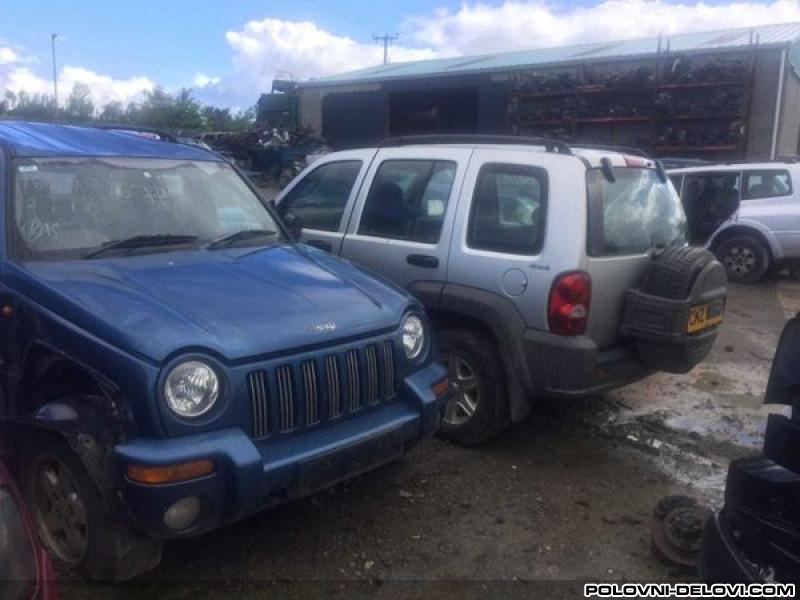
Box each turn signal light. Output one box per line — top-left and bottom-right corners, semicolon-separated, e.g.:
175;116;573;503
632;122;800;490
548;271;591;335
127;459;214;485
432;376;450;397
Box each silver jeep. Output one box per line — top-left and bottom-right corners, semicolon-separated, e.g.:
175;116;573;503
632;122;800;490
669;161;800;283
276;136;728;445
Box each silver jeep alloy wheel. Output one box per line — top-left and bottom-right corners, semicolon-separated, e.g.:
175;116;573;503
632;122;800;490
722;244;756;277
441;352;481;426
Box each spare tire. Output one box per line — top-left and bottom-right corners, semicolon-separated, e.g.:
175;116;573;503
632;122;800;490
639;246;716;300
621;246;727;374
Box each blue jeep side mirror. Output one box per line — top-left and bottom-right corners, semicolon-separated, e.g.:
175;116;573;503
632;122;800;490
281;211;303;241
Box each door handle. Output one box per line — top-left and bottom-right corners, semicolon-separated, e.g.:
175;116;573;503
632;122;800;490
307;239;333;252
406;254;439;269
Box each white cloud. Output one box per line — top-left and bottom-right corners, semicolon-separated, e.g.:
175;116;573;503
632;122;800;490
197;18;436;106
59;67;155;106
0;47;19;65
193;72;221;88
405;0;800;55
0;45;154;110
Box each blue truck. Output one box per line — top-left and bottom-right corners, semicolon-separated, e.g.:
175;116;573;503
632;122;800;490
0;121;448;580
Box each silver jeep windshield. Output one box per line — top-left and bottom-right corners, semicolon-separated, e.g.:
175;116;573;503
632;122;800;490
11;157;281;260
587;167;688;256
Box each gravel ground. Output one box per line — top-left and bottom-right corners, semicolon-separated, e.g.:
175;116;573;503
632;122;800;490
62;275;799;598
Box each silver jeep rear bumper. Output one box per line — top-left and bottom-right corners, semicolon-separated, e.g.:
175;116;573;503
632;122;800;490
521;328;653;398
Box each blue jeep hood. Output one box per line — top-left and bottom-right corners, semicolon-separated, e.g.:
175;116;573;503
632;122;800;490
14;244;408;363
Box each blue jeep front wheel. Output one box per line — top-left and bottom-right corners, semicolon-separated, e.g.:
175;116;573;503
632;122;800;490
21;430;162;581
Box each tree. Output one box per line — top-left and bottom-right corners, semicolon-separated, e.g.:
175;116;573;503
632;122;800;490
98;101;126;123
201;105;255;132
65;83;95;121
5;92;55;120
1;83;258;134
133;87;203;131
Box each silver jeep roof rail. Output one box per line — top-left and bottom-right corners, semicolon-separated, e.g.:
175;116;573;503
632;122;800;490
569;143;650;158
721;157;800;165
377;134;573;156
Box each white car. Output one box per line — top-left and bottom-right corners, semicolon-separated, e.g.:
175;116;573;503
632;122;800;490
668;161;800;282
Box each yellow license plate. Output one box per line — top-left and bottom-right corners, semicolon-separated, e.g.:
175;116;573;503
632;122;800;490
687;300;724;333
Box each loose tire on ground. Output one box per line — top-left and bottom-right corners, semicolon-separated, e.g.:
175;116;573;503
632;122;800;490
436;328;510;446
20;431;161;581
714;234;770;284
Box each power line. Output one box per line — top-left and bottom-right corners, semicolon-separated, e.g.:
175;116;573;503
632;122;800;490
373;33;399;65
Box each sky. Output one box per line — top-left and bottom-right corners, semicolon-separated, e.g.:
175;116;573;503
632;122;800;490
1;0;799;110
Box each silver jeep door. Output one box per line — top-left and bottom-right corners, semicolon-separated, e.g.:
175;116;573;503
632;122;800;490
339;147;471;303
274;150;376;254
446;148;587;330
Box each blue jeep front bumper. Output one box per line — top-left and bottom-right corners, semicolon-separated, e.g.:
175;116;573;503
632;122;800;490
114;364;446;538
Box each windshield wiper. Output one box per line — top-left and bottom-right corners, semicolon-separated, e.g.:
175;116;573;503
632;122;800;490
82;234;199;259
205;229;278;250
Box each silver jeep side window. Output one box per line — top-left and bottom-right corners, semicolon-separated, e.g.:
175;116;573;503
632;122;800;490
359;160;456;243
742;170;792;200
467;163;547;255
279;160;362;231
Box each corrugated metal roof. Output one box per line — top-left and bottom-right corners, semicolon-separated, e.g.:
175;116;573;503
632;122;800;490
302;22;800;87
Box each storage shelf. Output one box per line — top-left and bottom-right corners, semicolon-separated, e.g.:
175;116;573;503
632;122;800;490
517;118;571;126
576;115;652;124
514;80;746;99
513;90;575;99
657;80;746;91
653;144;739;152
576;85;655;95
657;113;743;121
519;113;744;127
509;52;755;158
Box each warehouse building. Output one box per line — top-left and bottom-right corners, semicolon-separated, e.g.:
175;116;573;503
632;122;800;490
296;23;800;160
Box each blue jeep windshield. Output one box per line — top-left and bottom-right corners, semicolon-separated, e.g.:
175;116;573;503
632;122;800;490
11;157;280;260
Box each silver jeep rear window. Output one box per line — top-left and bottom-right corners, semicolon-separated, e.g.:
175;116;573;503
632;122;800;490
587;167;687;256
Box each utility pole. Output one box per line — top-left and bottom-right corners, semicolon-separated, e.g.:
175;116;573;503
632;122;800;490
50;33;58;117
373;33;398;65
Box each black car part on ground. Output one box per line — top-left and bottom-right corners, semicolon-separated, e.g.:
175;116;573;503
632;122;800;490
701;456;800;582
651;495;711;569
700;314;800;583
621;246;727;373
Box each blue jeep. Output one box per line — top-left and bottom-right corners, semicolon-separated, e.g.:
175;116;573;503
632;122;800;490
0;122;448;580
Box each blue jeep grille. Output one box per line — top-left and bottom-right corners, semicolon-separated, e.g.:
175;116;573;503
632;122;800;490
247;339;397;439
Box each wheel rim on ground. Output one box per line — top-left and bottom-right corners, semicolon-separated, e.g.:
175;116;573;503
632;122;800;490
441;352;481;427
722;245;756;277
30;455;89;565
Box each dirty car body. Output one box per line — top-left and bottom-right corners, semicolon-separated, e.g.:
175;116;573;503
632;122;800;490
0;122;447;580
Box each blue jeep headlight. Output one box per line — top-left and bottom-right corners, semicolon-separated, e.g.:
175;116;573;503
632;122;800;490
164;361;219;418
401;314;426;360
